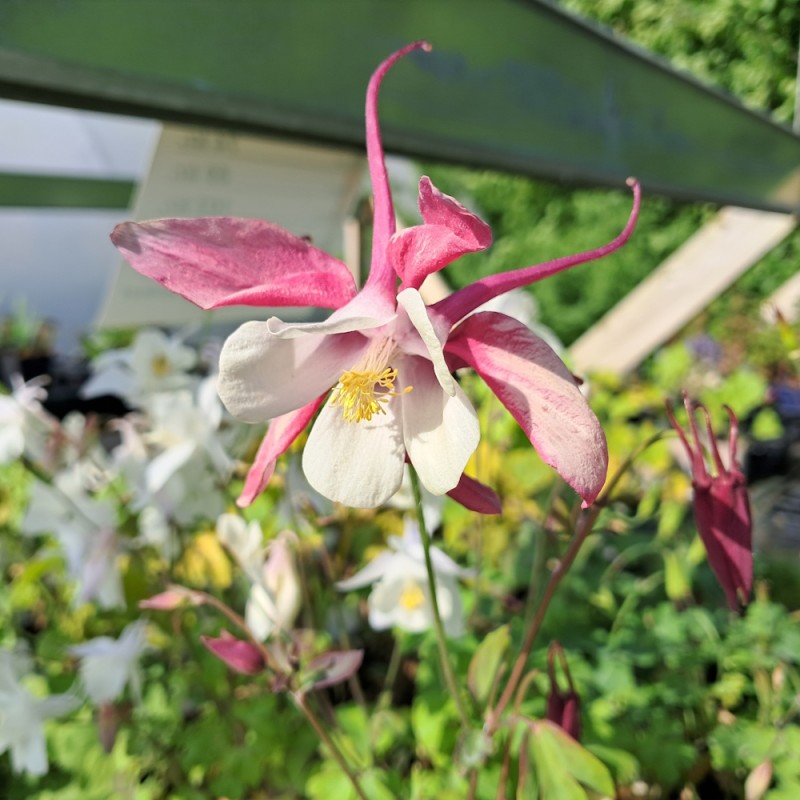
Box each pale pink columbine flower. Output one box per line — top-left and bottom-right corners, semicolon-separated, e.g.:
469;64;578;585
112;42;640;512
216;514;301;640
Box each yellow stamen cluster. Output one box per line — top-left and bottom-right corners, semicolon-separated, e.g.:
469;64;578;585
331;367;403;423
330;338;413;423
399;582;426;611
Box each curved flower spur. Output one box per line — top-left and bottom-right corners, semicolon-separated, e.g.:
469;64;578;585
112;41;640;512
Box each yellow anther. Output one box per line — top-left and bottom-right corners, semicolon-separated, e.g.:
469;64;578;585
399;582;426;611
330;338;414;423
330;367;412;423
150;354;171;377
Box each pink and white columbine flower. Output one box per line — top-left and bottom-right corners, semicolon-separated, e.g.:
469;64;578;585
112;42;640;511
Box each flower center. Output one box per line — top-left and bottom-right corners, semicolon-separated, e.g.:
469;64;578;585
399;582;426;611
150;354;172;378
330;338;412;423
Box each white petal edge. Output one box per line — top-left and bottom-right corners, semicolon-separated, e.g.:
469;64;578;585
218;321;366;422
334;550;396;591
400;357;479;496
266;290;395;340
397;288;455;396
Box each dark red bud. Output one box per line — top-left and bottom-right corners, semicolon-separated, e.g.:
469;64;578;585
546;642;581;741
666;394;753;611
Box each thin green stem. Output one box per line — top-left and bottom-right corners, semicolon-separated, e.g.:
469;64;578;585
293;692;369;800
409;467;471;728
467;767;479;799
378;635;403;709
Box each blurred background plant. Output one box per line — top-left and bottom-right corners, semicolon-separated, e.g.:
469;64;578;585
0;308;798;798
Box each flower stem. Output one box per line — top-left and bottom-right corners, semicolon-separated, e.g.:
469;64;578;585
293;692;369;800
485;430;665;733
409;467;471;729
485;509;594;732
378;635;403;709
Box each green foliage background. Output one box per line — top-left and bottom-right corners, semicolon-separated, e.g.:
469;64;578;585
422;0;800;348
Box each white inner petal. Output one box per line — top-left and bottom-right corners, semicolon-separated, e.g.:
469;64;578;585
396;288;455;397
302;397;405;508
400;357;479;496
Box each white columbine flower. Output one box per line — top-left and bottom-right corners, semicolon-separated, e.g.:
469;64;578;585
112;408;226;560
0;374;54;465
81;328;197;407
143;375;232;491
0;650;78;777
216;514;301;640
22;469;125;608
335;520;473;637
70;620;149;704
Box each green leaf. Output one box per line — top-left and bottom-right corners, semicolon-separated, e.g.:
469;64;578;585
360;769;399;800
369;708;409;758
664;551;691;602
712;672;748;708
467;624;510;706
541;722;616;796
586;744;640;786
525;720;618;798
334;704;372;768
527;722;587;800
411;691;459;767
306;760;357;800
307;763;396;800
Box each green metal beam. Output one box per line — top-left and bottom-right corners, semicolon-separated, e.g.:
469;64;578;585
0;172;134;208
1;0;799;213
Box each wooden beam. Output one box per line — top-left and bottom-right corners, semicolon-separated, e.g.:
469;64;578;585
570;207;796;375
765;271;800;321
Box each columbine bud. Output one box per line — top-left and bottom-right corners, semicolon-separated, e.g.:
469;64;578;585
201;632;265;675
545;642;581;741
666;393;753;611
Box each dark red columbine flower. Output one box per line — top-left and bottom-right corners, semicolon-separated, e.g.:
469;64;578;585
546;642;581;741
666;393;753;611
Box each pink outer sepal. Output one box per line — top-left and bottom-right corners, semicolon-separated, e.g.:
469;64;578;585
139;585;205;610
237;395;326;508
447;472;502;515
446;311;607;506
433;179;641;327
388;176;492;290
201;632;265;675
363;40;431;298
111;217;358;310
